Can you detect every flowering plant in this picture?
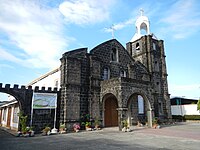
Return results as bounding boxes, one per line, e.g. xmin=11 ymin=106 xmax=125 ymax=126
xmin=73 ymin=124 xmax=80 ymax=130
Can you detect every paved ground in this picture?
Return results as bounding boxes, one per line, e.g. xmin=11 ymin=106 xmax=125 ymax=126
xmin=0 ymin=122 xmax=200 ymax=150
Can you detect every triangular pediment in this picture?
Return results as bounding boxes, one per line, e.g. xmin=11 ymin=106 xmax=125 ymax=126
xmin=90 ymin=39 xmax=134 ymax=64
xmin=90 ymin=39 xmax=125 ymax=53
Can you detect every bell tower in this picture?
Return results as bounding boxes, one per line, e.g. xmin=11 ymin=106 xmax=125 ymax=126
xmin=126 ymin=10 xmax=171 ymax=120
xmin=130 ymin=9 xmax=150 ymax=42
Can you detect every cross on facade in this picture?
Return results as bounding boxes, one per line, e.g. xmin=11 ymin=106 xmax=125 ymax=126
xmin=105 ymin=24 xmax=116 ymax=39
xmin=110 ymin=24 xmax=115 ymax=39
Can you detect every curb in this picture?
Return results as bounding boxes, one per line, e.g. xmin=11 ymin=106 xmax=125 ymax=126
xmin=0 ymin=127 xmax=17 ymax=136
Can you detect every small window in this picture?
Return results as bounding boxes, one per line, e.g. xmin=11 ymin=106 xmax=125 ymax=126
xmin=136 ymin=43 xmax=140 ymax=50
xmin=159 ymin=102 xmax=163 ymax=114
xmin=153 ymin=42 xmax=156 ymax=50
xmin=120 ymin=70 xmax=126 ymax=77
xmin=155 ymin=61 xmax=159 ymax=71
xmin=103 ymin=67 xmax=110 ymax=80
xmin=54 ymin=80 xmax=59 ymax=88
xmin=13 ymin=106 xmax=19 ymax=123
xmin=111 ymin=48 xmax=118 ymax=61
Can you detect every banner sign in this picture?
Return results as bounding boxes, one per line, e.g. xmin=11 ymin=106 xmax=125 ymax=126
xmin=32 ymin=93 xmax=57 ymax=109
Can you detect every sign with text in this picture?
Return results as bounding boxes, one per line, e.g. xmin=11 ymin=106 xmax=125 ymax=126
xmin=32 ymin=93 xmax=57 ymax=109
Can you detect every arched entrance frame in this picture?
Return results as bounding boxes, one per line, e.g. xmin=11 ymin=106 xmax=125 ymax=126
xmin=102 ymin=93 xmax=119 ymax=127
xmin=0 ymin=84 xmax=30 ymax=115
xmin=126 ymin=90 xmax=153 ymax=128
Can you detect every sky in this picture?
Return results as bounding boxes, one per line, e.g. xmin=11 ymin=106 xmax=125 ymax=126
xmin=0 ymin=0 xmax=200 ymax=100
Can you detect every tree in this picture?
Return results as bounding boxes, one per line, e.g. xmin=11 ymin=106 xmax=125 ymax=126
xmin=197 ymin=100 xmax=200 ymax=111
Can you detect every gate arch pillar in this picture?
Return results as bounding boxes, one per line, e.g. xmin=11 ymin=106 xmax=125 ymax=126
xmin=116 ymin=107 xmax=128 ymax=131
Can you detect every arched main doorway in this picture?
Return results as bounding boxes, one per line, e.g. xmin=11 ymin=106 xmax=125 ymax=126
xmin=104 ymin=94 xmax=118 ymax=127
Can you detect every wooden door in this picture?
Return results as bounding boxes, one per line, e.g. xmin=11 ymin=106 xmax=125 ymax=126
xmin=104 ymin=98 xmax=118 ymax=127
xmin=7 ymin=107 xmax=12 ymax=128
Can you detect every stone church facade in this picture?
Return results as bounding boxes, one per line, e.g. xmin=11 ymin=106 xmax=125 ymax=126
xmin=59 ymin=13 xmax=171 ymax=130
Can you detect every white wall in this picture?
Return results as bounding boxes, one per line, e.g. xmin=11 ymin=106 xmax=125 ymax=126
xmin=0 ymin=101 xmax=19 ymax=131
xmin=171 ymin=104 xmax=200 ymax=116
xmin=31 ymin=70 xmax=60 ymax=89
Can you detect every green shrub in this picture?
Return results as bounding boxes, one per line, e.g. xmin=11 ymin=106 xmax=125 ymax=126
xmin=18 ymin=112 xmax=28 ymax=133
xmin=172 ymin=115 xmax=184 ymax=120
xmin=197 ymin=100 xmax=200 ymax=111
xmin=172 ymin=115 xmax=200 ymax=121
xmin=184 ymin=115 xmax=200 ymax=120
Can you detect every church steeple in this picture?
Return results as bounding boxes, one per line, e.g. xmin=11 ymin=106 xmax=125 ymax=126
xmin=130 ymin=9 xmax=150 ymax=42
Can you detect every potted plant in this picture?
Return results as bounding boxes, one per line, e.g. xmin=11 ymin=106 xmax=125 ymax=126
xmin=80 ymin=113 xmax=93 ymax=131
xmin=73 ymin=123 xmax=80 ymax=132
xmin=81 ymin=121 xmax=92 ymax=131
xmin=59 ymin=123 xmax=66 ymax=134
xmin=122 ymin=120 xmax=128 ymax=132
xmin=152 ymin=117 xmax=160 ymax=129
xmin=94 ymin=118 xmax=101 ymax=130
xmin=26 ymin=126 xmax=35 ymax=137
xmin=17 ymin=112 xmax=35 ymax=137
xmin=85 ymin=122 xmax=91 ymax=129
xmin=18 ymin=112 xmax=27 ymax=134
xmin=42 ymin=126 xmax=51 ymax=135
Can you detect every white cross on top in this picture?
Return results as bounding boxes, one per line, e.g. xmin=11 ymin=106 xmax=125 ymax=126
xmin=140 ymin=8 xmax=144 ymax=16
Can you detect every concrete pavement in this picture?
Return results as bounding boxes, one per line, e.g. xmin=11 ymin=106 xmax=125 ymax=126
xmin=0 ymin=122 xmax=200 ymax=150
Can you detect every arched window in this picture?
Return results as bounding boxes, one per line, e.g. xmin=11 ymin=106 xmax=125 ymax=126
xmin=111 ymin=48 xmax=118 ymax=61
xmin=103 ymin=67 xmax=110 ymax=80
xmin=136 ymin=43 xmax=140 ymax=50
xmin=140 ymin=22 xmax=148 ymax=35
xmin=138 ymin=95 xmax=144 ymax=114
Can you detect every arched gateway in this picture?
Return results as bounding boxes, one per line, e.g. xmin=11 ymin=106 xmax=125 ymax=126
xmin=127 ymin=93 xmax=152 ymax=127
xmin=0 ymin=83 xmax=33 ymax=116
xmin=0 ymin=83 xmax=59 ymax=131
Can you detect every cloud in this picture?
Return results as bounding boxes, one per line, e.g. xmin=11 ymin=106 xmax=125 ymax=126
xmin=59 ymin=0 xmax=115 ymax=25
xmin=104 ymin=19 xmax=134 ymax=33
xmin=0 ymin=64 xmax=14 ymax=70
xmin=0 ymin=0 xmax=69 ymax=69
xmin=0 ymin=47 xmax=23 ymax=64
xmin=160 ymin=0 xmax=200 ymax=39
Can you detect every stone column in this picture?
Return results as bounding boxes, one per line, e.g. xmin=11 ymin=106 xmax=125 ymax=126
xmin=147 ymin=108 xmax=153 ymax=128
xmin=117 ymin=107 xmax=128 ymax=131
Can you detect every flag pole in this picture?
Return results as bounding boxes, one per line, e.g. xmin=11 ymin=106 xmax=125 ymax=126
xmin=30 ymin=93 xmax=34 ymax=127
xmin=51 ymin=94 xmax=58 ymax=134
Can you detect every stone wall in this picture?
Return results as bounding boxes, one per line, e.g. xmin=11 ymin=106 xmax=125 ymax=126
xmin=60 ymin=48 xmax=90 ymax=129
